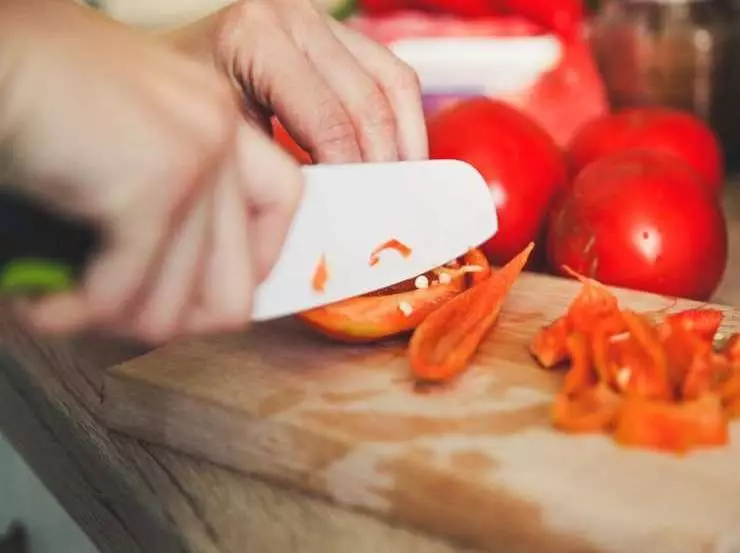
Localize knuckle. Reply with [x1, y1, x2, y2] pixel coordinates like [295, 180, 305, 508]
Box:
[357, 87, 396, 135]
[390, 60, 422, 95]
[230, 0, 276, 28]
[215, 0, 275, 53]
[313, 106, 358, 157]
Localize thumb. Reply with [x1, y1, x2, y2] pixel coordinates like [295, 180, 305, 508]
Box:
[236, 121, 304, 284]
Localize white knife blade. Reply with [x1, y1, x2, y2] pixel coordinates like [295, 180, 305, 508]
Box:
[251, 160, 497, 322]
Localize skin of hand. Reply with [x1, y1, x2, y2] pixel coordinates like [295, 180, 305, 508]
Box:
[0, 0, 427, 344]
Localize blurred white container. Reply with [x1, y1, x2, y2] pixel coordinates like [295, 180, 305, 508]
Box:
[387, 35, 563, 113]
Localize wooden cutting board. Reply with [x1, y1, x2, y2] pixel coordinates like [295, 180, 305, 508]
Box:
[101, 271, 740, 553]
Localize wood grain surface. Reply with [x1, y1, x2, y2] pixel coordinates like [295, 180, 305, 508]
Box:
[102, 271, 740, 553]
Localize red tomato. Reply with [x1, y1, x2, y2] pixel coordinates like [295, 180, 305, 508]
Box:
[271, 118, 312, 165]
[568, 107, 724, 195]
[427, 97, 567, 266]
[547, 150, 728, 301]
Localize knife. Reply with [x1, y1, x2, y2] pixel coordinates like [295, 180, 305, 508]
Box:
[0, 159, 497, 321]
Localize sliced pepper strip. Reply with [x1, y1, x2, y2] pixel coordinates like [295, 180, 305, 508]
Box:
[562, 332, 596, 396]
[618, 310, 673, 401]
[552, 382, 622, 435]
[682, 353, 731, 401]
[717, 371, 740, 418]
[299, 277, 465, 343]
[529, 317, 570, 369]
[408, 243, 534, 383]
[614, 395, 729, 454]
[530, 267, 623, 369]
[369, 239, 412, 267]
[462, 248, 491, 286]
[562, 266, 621, 325]
[663, 308, 724, 343]
[722, 334, 740, 363]
[312, 254, 329, 293]
[298, 248, 488, 343]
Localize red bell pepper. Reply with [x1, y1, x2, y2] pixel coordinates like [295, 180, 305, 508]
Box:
[298, 249, 490, 343]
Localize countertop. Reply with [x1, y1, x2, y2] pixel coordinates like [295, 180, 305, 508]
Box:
[1, 185, 739, 553]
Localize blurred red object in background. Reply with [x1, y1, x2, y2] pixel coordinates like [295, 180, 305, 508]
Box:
[347, 11, 607, 147]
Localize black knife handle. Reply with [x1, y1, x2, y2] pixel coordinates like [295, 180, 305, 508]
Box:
[0, 190, 99, 295]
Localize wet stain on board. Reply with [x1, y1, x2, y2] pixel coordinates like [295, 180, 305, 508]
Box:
[300, 403, 550, 443]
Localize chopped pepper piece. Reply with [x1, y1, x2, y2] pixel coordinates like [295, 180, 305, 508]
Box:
[312, 255, 329, 293]
[531, 270, 738, 454]
[369, 239, 412, 267]
[663, 308, 724, 342]
[462, 247, 492, 286]
[407, 243, 534, 383]
[614, 395, 729, 453]
[552, 382, 622, 435]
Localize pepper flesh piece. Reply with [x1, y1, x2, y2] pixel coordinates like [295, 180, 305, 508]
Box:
[530, 268, 738, 453]
[722, 333, 740, 363]
[299, 277, 465, 343]
[529, 317, 570, 369]
[614, 395, 729, 454]
[299, 248, 488, 342]
[662, 308, 724, 343]
[658, 314, 728, 399]
[312, 255, 329, 293]
[552, 382, 622, 435]
[369, 239, 412, 267]
[617, 310, 673, 401]
[462, 248, 492, 286]
[408, 242, 534, 383]
[530, 268, 622, 369]
[562, 332, 596, 395]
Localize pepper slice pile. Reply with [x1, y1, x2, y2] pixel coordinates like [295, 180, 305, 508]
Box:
[530, 270, 740, 454]
[299, 244, 533, 382]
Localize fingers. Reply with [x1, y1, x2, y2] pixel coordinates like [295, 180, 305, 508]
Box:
[17, 291, 92, 335]
[329, 20, 429, 161]
[20, 126, 300, 343]
[185, 157, 255, 334]
[127, 194, 210, 343]
[288, 8, 399, 162]
[236, 122, 303, 284]
[236, 4, 361, 164]
[19, 203, 167, 335]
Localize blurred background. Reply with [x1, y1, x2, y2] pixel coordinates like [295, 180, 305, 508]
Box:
[96, 0, 740, 176]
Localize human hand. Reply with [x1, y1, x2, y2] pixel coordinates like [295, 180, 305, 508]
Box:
[159, 0, 428, 163]
[1, 0, 304, 343]
[0, 0, 426, 344]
